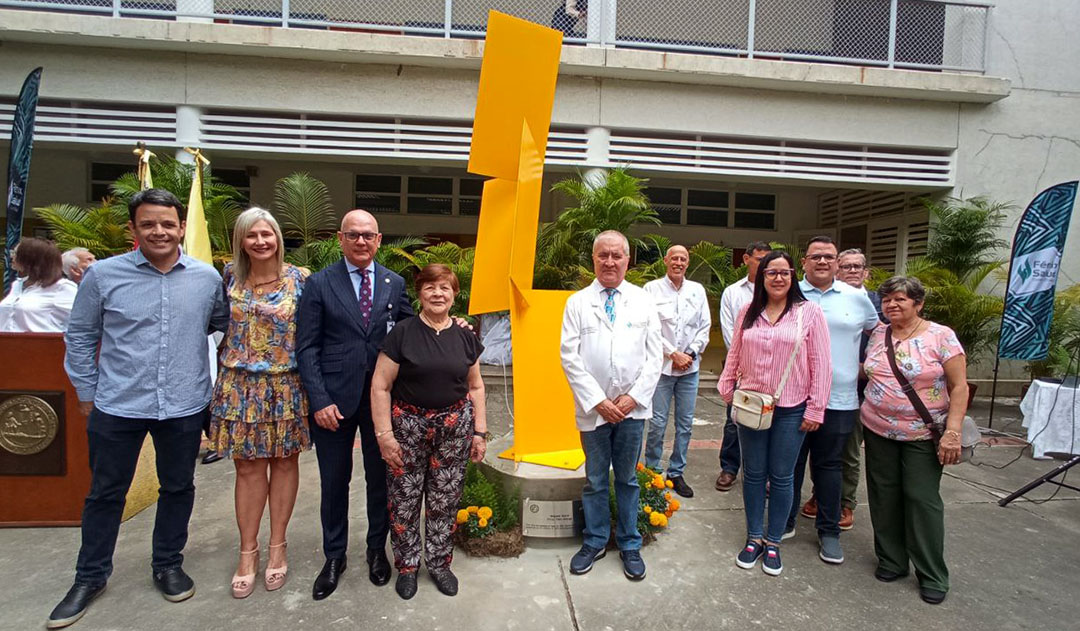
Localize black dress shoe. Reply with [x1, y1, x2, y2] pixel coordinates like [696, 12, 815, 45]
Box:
[395, 572, 418, 600]
[47, 583, 105, 629]
[152, 567, 195, 602]
[669, 475, 694, 498]
[312, 557, 347, 601]
[429, 567, 458, 596]
[919, 587, 947, 605]
[366, 548, 391, 586]
[201, 450, 223, 465]
[874, 567, 909, 583]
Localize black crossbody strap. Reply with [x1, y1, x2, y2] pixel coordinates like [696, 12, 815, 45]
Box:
[884, 326, 939, 438]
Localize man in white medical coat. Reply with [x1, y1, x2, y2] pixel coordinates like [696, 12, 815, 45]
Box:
[560, 230, 663, 581]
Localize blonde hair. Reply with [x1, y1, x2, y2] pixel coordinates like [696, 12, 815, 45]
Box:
[231, 207, 285, 285]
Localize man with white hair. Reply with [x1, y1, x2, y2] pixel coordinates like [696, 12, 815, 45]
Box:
[61, 248, 96, 284]
[643, 245, 711, 498]
[561, 230, 663, 581]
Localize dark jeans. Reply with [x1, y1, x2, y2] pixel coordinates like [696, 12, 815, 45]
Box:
[864, 430, 949, 592]
[719, 404, 741, 475]
[580, 419, 645, 551]
[75, 407, 205, 585]
[787, 408, 858, 537]
[737, 403, 807, 544]
[310, 376, 389, 559]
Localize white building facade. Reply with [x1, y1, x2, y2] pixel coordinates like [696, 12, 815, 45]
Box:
[0, 0, 1077, 281]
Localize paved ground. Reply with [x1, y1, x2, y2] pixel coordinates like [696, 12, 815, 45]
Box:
[2, 389, 1078, 631]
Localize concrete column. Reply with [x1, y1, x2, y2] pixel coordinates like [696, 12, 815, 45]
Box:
[175, 105, 203, 162]
[584, 126, 610, 188]
[176, 0, 213, 24]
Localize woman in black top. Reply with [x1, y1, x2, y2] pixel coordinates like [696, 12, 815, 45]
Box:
[371, 263, 487, 601]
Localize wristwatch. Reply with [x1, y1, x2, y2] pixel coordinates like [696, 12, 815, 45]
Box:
[686, 350, 697, 360]
[473, 431, 489, 440]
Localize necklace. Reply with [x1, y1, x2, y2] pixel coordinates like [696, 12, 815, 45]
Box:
[420, 312, 452, 336]
[250, 276, 280, 296]
[894, 318, 925, 342]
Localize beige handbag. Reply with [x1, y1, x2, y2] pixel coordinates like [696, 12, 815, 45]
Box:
[732, 304, 805, 431]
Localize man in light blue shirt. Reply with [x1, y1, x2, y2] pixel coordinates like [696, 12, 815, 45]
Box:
[785, 236, 878, 566]
[50, 189, 228, 630]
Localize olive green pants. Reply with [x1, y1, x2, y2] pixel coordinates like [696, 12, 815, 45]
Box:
[864, 430, 949, 592]
[841, 421, 863, 510]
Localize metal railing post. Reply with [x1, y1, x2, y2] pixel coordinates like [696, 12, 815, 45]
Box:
[980, 4, 991, 74]
[747, 0, 756, 58]
[444, 0, 452, 39]
[282, 0, 290, 27]
[112, 0, 121, 18]
[887, 0, 898, 68]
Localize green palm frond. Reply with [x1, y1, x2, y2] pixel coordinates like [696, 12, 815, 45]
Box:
[273, 173, 337, 245]
[35, 201, 133, 257]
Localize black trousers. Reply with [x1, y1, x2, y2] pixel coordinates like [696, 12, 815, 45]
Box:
[310, 375, 389, 559]
[786, 408, 858, 537]
[75, 407, 205, 585]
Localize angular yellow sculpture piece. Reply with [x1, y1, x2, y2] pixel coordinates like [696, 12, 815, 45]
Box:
[467, 12, 584, 470]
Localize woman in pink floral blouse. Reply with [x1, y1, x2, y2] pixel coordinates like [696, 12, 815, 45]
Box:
[861, 275, 968, 606]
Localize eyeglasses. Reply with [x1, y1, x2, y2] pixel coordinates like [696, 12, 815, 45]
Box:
[806, 254, 837, 262]
[839, 264, 866, 271]
[764, 269, 794, 279]
[341, 231, 379, 243]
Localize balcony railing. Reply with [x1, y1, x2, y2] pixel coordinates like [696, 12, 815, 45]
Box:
[0, 0, 990, 73]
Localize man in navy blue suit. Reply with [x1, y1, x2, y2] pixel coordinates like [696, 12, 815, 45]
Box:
[297, 209, 414, 600]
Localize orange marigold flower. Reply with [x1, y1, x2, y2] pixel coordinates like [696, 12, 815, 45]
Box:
[664, 492, 672, 501]
[467, 506, 479, 514]
[478, 517, 489, 528]
[478, 506, 493, 520]
[643, 505, 653, 514]
[665, 480, 674, 489]
[665, 509, 673, 518]
[651, 477, 665, 489]
[636, 463, 645, 472]
[456, 509, 470, 524]
[649, 511, 664, 526]
[670, 499, 681, 512]
[657, 514, 668, 527]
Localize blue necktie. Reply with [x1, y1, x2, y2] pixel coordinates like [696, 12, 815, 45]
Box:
[603, 288, 617, 324]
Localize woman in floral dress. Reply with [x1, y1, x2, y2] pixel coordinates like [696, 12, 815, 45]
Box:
[370, 264, 487, 600]
[208, 207, 310, 598]
[861, 275, 968, 606]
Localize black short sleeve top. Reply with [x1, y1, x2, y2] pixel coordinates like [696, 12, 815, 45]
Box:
[380, 316, 485, 409]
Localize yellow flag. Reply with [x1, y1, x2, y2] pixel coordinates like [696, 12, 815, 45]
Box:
[182, 147, 213, 264]
[133, 142, 154, 190]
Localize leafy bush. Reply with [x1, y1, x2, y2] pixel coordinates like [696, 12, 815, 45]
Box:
[609, 464, 682, 538]
[459, 462, 519, 536]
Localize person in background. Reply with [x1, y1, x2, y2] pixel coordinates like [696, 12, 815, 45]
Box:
[715, 241, 772, 492]
[551, 0, 587, 37]
[5, 241, 26, 298]
[561, 231, 663, 582]
[371, 264, 487, 600]
[0, 237, 77, 333]
[51, 189, 228, 629]
[784, 237, 878, 566]
[207, 208, 311, 599]
[718, 250, 831, 577]
[643, 245, 711, 498]
[61, 248, 96, 284]
[861, 276, 967, 605]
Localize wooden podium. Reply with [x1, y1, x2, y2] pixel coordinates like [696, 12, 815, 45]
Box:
[0, 332, 89, 526]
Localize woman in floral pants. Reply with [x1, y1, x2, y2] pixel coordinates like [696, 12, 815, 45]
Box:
[370, 264, 487, 600]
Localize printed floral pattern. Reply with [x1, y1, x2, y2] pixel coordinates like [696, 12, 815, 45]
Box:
[386, 397, 474, 573]
[861, 322, 964, 442]
[209, 264, 311, 460]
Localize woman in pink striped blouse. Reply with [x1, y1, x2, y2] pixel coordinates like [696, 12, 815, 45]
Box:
[718, 250, 831, 577]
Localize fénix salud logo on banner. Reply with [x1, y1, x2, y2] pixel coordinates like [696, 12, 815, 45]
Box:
[1008, 246, 1062, 297]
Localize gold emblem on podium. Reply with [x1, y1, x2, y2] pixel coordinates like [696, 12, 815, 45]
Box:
[0, 395, 59, 455]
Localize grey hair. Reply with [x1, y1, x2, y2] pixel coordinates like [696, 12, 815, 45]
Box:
[837, 248, 867, 266]
[877, 275, 926, 304]
[231, 207, 285, 285]
[61, 247, 91, 277]
[592, 230, 630, 255]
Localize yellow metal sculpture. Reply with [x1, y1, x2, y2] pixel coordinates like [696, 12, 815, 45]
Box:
[467, 12, 585, 470]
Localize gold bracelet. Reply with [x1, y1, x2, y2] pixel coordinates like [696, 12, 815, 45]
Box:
[376, 429, 393, 438]
[943, 429, 961, 438]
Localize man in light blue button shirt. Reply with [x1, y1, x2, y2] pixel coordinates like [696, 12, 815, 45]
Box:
[785, 236, 878, 566]
[50, 189, 228, 629]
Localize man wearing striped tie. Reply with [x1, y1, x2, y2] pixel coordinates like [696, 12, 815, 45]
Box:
[560, 231, 663, 581]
